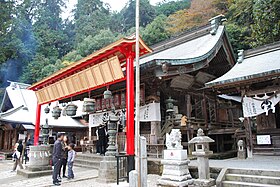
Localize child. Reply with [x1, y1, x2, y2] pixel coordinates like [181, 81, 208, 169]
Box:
[67, 143, 76, 179]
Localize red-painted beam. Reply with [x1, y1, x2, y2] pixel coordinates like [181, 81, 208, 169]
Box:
[126, 52, 135, 156]
[34, 104, 41, 145]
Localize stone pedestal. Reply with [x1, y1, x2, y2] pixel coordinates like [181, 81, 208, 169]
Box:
[193, 178, 216, 187]
[157, 150, 193, 187]
[98, 156, 124, 183]
[238, 150, 246, 159]
[17, 145, 52, 178]
[237, 140, 246, 159]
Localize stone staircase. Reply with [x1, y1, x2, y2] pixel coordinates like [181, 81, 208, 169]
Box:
[74, 153, 103, 170]
[217, 168, 280, 187]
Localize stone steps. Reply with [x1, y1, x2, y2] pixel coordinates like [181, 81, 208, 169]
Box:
[228, 168, 280, 177]
[17, 168, 52, 178]
[218, 168, 280, 187]
[74, 159, 101, 169]
[222, 181, 280, 187]
[225, 173, 280, 185]
[74, 153, 103, 170]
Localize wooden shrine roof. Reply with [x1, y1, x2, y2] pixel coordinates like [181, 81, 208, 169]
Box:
[206, 41, 280, 89]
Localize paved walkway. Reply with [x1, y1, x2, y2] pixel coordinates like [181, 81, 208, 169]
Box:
[0, 160, 98, 187]
[1, 155, 280, 186]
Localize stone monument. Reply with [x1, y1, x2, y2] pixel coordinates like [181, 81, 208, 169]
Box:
[157, 129, 193, 187]
[237, 140, 246, 159]
[188, 128, 215, 187]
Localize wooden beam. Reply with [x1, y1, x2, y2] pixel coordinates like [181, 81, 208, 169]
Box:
[246, 86, 280, 96]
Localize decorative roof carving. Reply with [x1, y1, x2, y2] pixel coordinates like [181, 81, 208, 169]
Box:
[237, 49, 244, 64]
[209, 14, 227, 35]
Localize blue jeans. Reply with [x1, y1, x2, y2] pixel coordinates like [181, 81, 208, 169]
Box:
[68, 161, 74, 178]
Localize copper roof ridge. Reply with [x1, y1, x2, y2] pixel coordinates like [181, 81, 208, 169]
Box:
[151, 24, 211, 52]
[244, 41, 280, 58]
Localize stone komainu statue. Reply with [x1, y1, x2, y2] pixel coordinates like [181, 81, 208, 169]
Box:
[166, 129, 183, 150]
[237, 139, 244, 151]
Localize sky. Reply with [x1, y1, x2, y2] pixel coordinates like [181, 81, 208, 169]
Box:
[62, 0, 164, 19]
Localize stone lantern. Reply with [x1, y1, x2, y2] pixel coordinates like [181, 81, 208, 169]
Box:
[98, 92, 121, 183]
[165, 97, 176, 113]
[41, 119, 52, 145]
[105, 112, 119, 156]
[189, 128, 215, 187]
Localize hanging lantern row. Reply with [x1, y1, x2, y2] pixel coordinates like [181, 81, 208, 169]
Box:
[47, 90, 105, 119]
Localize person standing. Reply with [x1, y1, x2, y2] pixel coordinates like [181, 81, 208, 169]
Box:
[67, 143, 76, 179]
[59, 136, 68, 178]
[12, 140, 23, 171]
[52, 133, 63, 186]
[96, 125, 100, 154]
[98, 124, 107, 155]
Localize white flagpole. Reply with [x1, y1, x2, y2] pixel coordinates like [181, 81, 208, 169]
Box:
[135, 0, 141, 186]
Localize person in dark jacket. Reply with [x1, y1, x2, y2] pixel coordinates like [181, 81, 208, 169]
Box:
[98, 125, 107, 155]
[12, 140, 24, 171]
[52, 133, 64, 186]
[59, 135, 68, 178]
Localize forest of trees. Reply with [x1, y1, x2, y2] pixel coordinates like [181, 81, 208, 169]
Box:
[0, 0, 280, 90]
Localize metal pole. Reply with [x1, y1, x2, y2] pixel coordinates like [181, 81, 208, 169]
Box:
[135, 0, 141, 186]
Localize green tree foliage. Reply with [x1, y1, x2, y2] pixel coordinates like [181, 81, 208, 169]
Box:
[155, 0, 191, 17]
[2, 0, 280, 86]
[77, 29, 117, 57]
[0, 0, 38, 86]
[142, 14, 170, 46]
[74, 0, 110, 44]
[20, 54, 64, 83]
[0, 0, 15, 64]
[224, 0, 254, 50]
[251, 0, 280, 47]
[21, 0, 70, 83]
[123, 0, 156, 31]
[33, 0, 68, 58]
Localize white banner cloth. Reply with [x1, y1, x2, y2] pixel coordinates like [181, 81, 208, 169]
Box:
[139, 102, 161, 122]
[89, 102, 161, 127]
[242, 93, 280, 117]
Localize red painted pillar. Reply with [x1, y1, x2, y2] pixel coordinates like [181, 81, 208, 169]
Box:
[126, 53, 135, 155]
[34, 104, 41, 146]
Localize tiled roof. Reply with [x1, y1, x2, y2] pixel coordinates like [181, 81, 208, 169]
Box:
[206, 44, 280, 87]
[140, 25, 225, 66]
